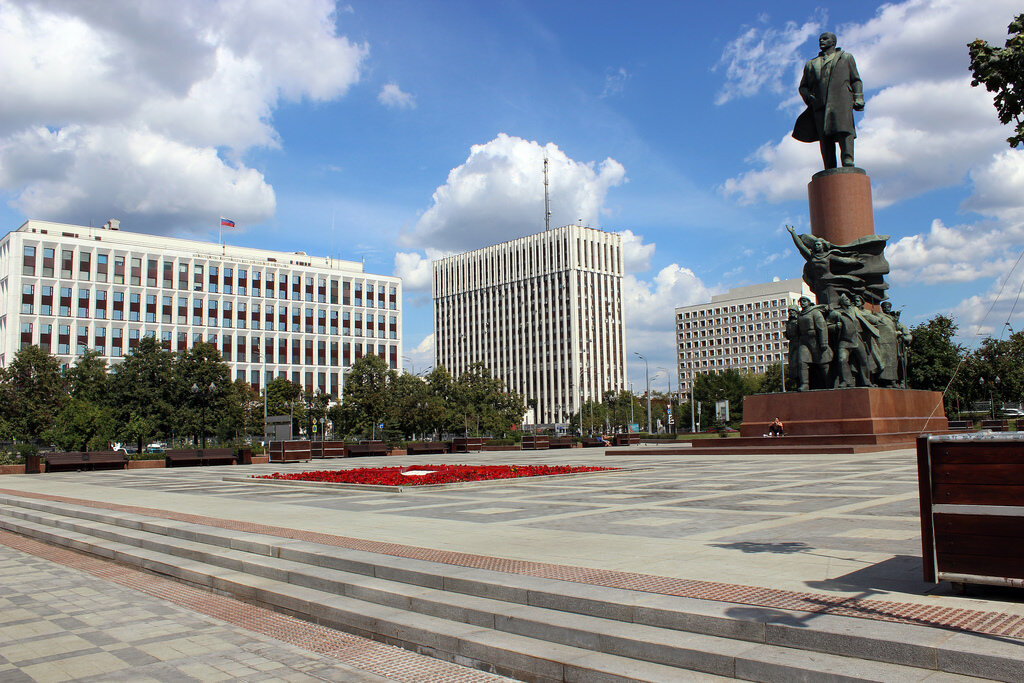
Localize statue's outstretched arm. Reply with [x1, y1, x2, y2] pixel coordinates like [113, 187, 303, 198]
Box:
[787, 225, 811, 260]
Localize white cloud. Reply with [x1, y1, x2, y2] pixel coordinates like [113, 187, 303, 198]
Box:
[399, 133, 626, 252]
[601, 67, 630, 98]
[403, 334, 435, 375]
[393, 248, 448, 291]
[622, 264, 716, 383]
[378, 82, 416, 109]
[618, 229, 655, 272]
[721, 1, 1021, 210]
[0, 0, 367, 231]
[888, 218, 1021, 285]
[714, 16, 823, 105]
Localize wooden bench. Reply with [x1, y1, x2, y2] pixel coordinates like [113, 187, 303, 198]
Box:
[549, 437, 574, 449]
[406, 441, 450, 455]
[346, 441, 388, 457]
[165, 449, 202, 467]
[947, 420, 971, 431]
[980, 419, 1008, 432]
[451, 437, 484, 453]
[44, 451, 127, 472]
[520, 435, 550, 450]
[612, 434, 640, 447]
[269, 440, 312, 462]
[199, 448, 236, 466]
[312, 441, 346, 458]
[918, 434, 1024, 588]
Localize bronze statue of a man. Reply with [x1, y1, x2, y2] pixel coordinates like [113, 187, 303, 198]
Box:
[793, 32, 864, 169]
[793, 296, 832, 391]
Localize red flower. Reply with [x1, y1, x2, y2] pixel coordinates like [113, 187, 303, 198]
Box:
[255, 464, 617, 486]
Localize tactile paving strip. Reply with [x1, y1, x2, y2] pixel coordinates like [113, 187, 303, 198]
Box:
[0, 528, 509, 682]
[2, 486, 1022, 640]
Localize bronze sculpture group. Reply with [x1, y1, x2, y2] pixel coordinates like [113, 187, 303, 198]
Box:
[782, 33, 912, 391]
[785, 289, 911, 392]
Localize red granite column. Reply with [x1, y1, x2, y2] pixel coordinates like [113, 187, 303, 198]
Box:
[807, 167, 874, 245]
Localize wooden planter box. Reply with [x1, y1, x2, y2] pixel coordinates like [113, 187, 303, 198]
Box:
[521, 435, 550, 450]
[127, 460, 165, 469]
[451, 437, 484, 453]
[269, 440, 312, 462]
[917, 434, 1024, 588]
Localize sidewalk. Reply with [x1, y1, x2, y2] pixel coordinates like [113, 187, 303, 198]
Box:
[1, 446, 1022, 677]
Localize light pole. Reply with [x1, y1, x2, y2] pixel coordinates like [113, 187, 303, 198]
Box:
[628, 383, 635, 427]
[635, 352, 651, 434]
[658, 367, 674, 435]
[402, 355, 414, 375]
[981, 375, 1001, 419]
[191, 381, 217, 448]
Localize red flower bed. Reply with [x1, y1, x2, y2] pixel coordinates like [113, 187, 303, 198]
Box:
[255, 464, 618, 486]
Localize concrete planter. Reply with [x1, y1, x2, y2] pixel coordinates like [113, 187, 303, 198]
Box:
[387, 449, 408, 456]
[127, 460, 165, 469]
[0, 465, 26, 475]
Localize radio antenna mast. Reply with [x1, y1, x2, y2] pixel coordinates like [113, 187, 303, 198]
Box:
[543, 155, 551, 231]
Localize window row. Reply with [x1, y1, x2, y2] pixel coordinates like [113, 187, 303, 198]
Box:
[21, 246, 397, 308]
[19, 322, 398, 367]
[17, 285, 398, 337]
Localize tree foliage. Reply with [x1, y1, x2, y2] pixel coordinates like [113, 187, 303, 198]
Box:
[3, 345, 66, 441]
[969, 13, 1024, 148]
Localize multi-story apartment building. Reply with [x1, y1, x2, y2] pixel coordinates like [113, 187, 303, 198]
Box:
[0, 219, 402, 395]
[433, 226, 625, 426]
[675, 278, 812, 394]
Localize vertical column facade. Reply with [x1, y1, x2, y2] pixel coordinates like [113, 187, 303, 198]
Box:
[434, 226, 625, 426]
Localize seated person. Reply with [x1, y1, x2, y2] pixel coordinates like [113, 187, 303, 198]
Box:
[768, 417, 785, 437]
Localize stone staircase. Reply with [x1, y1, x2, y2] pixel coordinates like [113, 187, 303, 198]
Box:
[1, 492, 1020, 682]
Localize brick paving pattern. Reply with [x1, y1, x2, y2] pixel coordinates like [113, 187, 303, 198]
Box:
[0, 530, 510, 682]
[3, 453, 1024, 640]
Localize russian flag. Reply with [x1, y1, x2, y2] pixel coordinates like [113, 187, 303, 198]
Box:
[220, 217, 236, 228]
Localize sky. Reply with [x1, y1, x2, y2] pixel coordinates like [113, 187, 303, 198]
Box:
[1, 0, 1022, 389]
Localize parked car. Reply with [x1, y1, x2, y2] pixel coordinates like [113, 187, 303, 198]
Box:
[1001, 408, 1024, 418]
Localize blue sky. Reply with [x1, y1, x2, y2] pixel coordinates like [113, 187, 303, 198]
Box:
[1, 0, 1022, 386]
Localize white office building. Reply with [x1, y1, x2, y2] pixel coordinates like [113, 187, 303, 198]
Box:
[0, 219, 402, 395]
[675, 278, 812, 394]
[433, 225, 626, 426]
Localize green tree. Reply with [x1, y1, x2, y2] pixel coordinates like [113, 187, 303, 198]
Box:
[338, 354, 397, 439]
[264, 376, 302, 429]
[299, 389, 332, 440]
[906, 315, 964, 393]
[231, 379, 263, 442]
[692, 369, 760, 425]
[3, 345, 67, 442]
[49, 397, 116, 451]
[969, 14, 1024, 148]
[173, 342, 233, 447]
[66, 350, 110, 404]
[110, 336, 176, 452]
[452, 362, 524, 437]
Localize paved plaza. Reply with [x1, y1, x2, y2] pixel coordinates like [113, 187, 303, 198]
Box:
[1, 445, 1023, 680]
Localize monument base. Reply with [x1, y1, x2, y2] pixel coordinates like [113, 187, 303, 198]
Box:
[740, 387, 947, 444]
[808, 167, 874, 245]
[605, 388, 947, 457]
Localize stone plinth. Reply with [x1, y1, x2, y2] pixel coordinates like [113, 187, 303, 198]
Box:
[741, 387, 947, 442]
[808, 167, 874, 245]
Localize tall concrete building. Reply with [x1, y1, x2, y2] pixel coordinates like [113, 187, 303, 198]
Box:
[433, 226, 625, 426]
[0, 219, 402, 395]
[675, 278, 812, 394]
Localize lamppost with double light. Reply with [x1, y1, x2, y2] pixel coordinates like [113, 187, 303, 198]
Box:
[191, 381, 217, 448]
[981, 375, 1001, 419]
[634, 352, 651, 434]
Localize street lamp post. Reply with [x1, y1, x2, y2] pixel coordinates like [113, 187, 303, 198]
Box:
[981, 375, 1001, 419]
[635, 352, 651, 434]
[658, 367, 674, 435]
[191, 381, 217, 448]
